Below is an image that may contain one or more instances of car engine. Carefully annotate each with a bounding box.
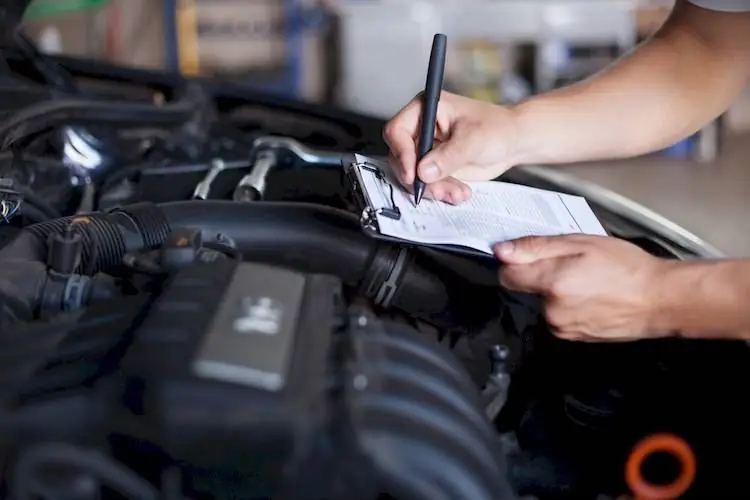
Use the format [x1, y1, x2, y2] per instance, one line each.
[0, 37, 749, 500]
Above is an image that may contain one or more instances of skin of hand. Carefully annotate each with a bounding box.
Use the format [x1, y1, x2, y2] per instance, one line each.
[382, 91, 522, 204]
[494, 235, 674, 342]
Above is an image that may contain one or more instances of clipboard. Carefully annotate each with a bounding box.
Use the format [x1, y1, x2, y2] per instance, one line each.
[344, 155, 494, 260]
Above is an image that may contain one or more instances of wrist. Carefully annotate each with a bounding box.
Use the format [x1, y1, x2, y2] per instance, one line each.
[647, 260, 750, 340]
[507, 99, 543, 166]
[647, 260, 694, 338]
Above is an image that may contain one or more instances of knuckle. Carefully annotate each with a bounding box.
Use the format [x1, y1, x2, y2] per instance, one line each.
[517, 235, 543, 253]
[435, 150, 458, 172]
[383, 122, 397, 141]
[547, 278, 567, 298]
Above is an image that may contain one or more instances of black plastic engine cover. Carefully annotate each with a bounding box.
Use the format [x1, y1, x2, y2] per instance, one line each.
[120, 259, 342, 496]
[0, 258, 514, 499]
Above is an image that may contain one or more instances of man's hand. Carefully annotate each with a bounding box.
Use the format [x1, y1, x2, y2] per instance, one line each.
[383, 92, 523, 204]
[494, 235, 674, 342]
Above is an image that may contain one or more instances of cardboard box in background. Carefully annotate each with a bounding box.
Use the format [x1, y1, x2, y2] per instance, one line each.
[181, 0, 329, 101]
[23, 0, 166, 69]
[187, 1, 287, 75]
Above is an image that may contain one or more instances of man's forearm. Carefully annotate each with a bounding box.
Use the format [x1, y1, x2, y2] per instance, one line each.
[653, 260, 750, 340]
[509, 2, 750, 166]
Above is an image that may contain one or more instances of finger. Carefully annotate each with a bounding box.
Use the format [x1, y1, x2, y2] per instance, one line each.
[439, 177, 472, 205]
[383, 98, 423, 183]
[387, 159, 443, 201]
[555, 332, 587, 342]
[494, 235, 591, 265]
[499, 260, 562, 294]
[416, 127, 477, 183]
[383, 127, 417, 185]
[387, 152, 409, 187]
[416, 177, 470, 203]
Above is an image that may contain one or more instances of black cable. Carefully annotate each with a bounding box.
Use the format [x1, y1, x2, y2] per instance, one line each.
[97, 161, 153, 198]
[17, 187, 59, 220]
[17, 203, 50, 224]
[10, 442, 159, 500]
[0, 97, 196, 152]
[12, 29, 78, 93]
[7, 150, 61, 221]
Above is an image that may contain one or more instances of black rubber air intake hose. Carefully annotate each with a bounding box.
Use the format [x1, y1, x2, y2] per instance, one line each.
[158, 201, 449, 318]
[0, 203, 170, 273]
[0, 201, 450, 319]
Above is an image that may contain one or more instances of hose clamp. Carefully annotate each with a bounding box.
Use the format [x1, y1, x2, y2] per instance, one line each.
[373, 247, 409, 308]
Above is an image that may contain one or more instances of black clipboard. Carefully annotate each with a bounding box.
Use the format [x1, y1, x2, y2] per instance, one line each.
[344, 154, 494, 260]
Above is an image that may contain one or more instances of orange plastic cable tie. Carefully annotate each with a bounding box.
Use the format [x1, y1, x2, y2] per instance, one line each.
[625, 433, 696, 500]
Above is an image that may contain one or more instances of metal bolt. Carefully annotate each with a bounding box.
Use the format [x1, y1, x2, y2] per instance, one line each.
[353, 374, 368, 391]
[491, 344, 509, 361]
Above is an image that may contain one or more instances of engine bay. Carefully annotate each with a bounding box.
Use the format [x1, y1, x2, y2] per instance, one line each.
[0, 38, 749, 500]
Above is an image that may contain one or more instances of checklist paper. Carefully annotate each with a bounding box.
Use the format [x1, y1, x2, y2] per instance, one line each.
[354, 154, 607, 255]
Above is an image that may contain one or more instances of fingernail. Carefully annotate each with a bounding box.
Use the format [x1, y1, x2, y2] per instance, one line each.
[494, 241, 516, 259]
[419, 163, 440, 182]
[455, 187, 469, 204]
[494, 241, 515, 257]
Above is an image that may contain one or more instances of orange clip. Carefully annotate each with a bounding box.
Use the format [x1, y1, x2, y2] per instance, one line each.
[625, 433, 696, 500]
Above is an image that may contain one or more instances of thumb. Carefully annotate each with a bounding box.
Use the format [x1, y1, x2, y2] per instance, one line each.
[494, 236, 588, 264]
[416, 131, 476, 183]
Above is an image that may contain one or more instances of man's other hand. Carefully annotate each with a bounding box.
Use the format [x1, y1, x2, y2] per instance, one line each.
[494, 235, 674, 342]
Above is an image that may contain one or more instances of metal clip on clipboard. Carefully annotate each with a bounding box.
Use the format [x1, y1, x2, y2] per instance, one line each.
[345, 156, 401, 237]
[345, 155, 495, 260]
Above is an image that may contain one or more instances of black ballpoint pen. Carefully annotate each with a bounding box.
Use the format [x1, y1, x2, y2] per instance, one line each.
[414, 33, 447, 206]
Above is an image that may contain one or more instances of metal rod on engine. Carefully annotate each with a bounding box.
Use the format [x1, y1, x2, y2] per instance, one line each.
[233, 150, 277, 202]
[192, 158, 226, 200]
[251, 136, 344, 166]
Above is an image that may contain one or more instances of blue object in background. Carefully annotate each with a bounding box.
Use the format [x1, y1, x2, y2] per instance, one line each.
[660, 136, 695, 159]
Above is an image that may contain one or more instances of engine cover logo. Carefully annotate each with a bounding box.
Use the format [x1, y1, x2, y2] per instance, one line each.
[233, 297, 283, 335]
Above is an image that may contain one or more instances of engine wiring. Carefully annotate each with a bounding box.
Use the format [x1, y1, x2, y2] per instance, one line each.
[0, 178, 23, 223]
[0, 96, 198, 152]
[0, 150, 64, 224]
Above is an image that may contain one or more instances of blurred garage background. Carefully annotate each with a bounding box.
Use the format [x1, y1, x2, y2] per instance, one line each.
[21, 0, 750, 256]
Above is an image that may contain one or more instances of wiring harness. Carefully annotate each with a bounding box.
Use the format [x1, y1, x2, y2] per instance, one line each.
[0, 177, 23, 223]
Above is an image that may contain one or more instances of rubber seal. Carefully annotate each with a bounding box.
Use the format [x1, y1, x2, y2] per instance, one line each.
[625, 433, 696, 500]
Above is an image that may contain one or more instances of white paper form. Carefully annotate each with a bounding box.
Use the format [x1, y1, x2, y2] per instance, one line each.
[354, 154, 606, 255]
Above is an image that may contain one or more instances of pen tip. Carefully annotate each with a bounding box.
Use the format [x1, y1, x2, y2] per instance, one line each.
[414, 187, 424, 206]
